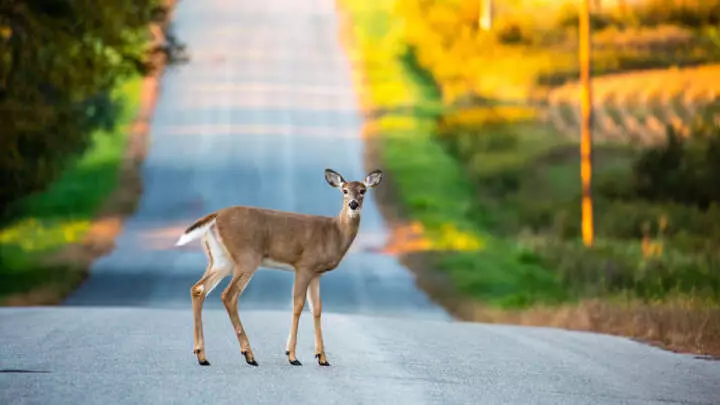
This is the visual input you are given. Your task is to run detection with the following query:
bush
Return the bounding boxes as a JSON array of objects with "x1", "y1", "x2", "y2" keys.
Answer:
[
  {"x1": 528, "y1": 238, "x2": 720, "y2": 301},
  {"x1": 627, "y1": 0, "x2": 720, "y2": 27},
  {"x1": 495, "y1": 21, "x2": 527, "y2": 45},
  {"x1": 554, "y1": 3, "x2": 615, "y2": 31},
  {"x1": 631, "y1": 124, "x2": 720, "y2": 209}
]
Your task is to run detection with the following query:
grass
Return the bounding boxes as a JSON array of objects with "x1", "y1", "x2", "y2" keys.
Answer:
[{"x1": 0, "y1": 76, "x2": 142, "y2": 303}]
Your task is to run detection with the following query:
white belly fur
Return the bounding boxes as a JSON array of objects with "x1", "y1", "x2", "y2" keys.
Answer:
[{"x1": 261, "y1": 259, "x2": 295, "y2": 272}]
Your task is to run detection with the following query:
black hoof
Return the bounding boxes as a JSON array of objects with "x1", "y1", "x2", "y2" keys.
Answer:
[
  {"x1": 289, "y1": 359, "x2": 302, "y2": 366},
  {"x1": 242, "y1": 351, "x2": 259, "y2": 366},
  {"x1": 198, "y1": 359, "x2": 211, "y2": 366},
  {"x1": 315, "y1": 353, "x2": 330, "y2": 366}
]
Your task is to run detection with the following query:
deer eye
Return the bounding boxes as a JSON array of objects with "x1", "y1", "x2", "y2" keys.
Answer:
[
  {"x1": 360, "y1": 189, "x2": 366, "y2": 195},
  {"x1": 343, "y1": 189, "x2": 348, "y2": 194}
]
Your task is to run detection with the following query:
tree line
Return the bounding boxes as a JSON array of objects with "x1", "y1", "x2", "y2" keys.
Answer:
[{"x1": 0, "y1": 0, "x2": 182, "y2": 216}]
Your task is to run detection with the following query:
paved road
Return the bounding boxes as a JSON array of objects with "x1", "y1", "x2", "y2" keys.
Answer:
[
  {"x1": 63, "y1": 0, "x2": 447, "y2": 317},
  {"x1": 1, "y1": 0, "x2": 719, "y2": 404}
]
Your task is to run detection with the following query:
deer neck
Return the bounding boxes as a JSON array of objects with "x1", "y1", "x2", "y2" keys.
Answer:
[{"x1": 334, "y1": 206, "x2": 361, "y2": 254}]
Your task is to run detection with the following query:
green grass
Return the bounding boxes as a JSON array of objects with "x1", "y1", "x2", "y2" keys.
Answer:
[
  {"x1": 342, "y1": 0, "x2": 568, "y2": 308},
  {"x1": 444, "y1": 118, "x2": 720, "y2": 303},
  {"x1": 0, "y1": 75, "x2": 143, "y2": 302}
]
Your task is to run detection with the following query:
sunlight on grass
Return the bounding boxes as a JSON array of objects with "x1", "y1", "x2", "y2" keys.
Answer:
[{"x1": 0, "y1": 218, "x2": 91, "y2": 254}]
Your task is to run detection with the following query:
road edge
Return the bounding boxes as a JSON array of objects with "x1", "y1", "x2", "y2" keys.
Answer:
[{"x1": 333, "y1": 3, "x2": 471, "y2": 321}]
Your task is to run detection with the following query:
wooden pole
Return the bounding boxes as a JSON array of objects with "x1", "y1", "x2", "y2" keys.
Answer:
[
  {"x1": 579, "y1": 0, "x2": 594, "y2": 247},
  {"x1": 479, "y1": 0, "x2": 493, "y2": 31}
]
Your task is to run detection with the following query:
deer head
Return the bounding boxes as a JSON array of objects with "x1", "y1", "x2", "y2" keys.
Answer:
[{"x1": 324, "y1": 168, "x2": 383, "y2": 218}]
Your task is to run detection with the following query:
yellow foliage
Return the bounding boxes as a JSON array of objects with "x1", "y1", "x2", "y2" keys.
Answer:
[
  {"x1": 442, "y1": 105, "x2": 538, "y2": 127},
  {"x1": 0, "y1": 25, "x2": 11, "y2": 39},
  {"x1": 387, "y1": 0, "x2": 720, "y2": 104},
  {"x1": 0, "y1": 218, "x2": 90, "y2": 254},
  {"x1": 385, "y1": 220, "x2": 484, "y2": 254},
  {"x1": 434, "y1": 223, "x2": 485, "y2": 251}
]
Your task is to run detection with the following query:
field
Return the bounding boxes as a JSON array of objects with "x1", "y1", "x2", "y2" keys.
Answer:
[
  {"x1": 340, "y1": 0, "x2": 720, "y2": 355},
  {"x1": 546, "y1": 64, "x2": 720, "y2": 143}
]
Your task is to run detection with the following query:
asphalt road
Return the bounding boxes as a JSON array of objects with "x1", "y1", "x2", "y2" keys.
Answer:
[{"x1": 1, "y1": 0, "x2": 719, "y2": 404}]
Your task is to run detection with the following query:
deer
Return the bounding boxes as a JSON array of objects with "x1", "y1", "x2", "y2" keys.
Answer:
[{"x1": 175, "y1": 168, "x2": 383, "y2": 367}]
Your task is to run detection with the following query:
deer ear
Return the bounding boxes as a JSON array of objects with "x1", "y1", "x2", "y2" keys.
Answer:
[
  {"x1": 324, "y1": 168, "x2": 345, "y2": 188},
  {"x1": 364, "y1": 169, "x2": 383, "y2": 188}
]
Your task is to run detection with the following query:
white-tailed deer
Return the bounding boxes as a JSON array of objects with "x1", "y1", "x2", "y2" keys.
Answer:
[{"x1": 175, "y1": 168, "x2": 383, "y2": 367}]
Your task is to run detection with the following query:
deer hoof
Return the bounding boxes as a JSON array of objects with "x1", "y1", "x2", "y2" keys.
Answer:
[
  {"x1": 242, "y1": 351, "x2": 258, "y2": 366},
  {"x1": 198, "y1": 359, "x2": 211, "y2": 366},
  {"x1": 315, "y1": 353, "x2": 330, "y2": 366},
  {"x1": 286, "y1": 350, "x2": 302, "y2": 365}
]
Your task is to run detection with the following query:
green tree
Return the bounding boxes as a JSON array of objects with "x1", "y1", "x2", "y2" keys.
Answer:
[{"x1": 0, "y1": 0, "x2": 175, "y2": 215}]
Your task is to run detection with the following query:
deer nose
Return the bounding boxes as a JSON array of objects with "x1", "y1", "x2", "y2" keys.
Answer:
[{"x1": 349, "y1": 200, "x2": 359, "y2": 210}]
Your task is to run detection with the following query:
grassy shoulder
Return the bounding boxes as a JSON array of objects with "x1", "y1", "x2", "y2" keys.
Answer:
[
  {"x1": 341, "y1": 0, "x2": 568, "y2": 308},
  {"x1": 340, "y1": 0, "x2": 720, "y2": 356},
  {"x1": 0, "y1": 76, "x2": 143, "y2": 305}
]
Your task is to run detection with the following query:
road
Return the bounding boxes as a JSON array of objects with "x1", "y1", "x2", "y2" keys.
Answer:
[{"x1": 1, "y1": 0, "x2": 719, "y2": 404}]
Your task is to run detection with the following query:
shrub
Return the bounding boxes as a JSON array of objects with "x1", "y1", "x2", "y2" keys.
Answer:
[
  {"x1": 526, "y1": 237, "x2": 720, "y2": 301},
  {"x1": 554, "y1": 3, "x2": 615, "y2": 31},
  {"x1": 631, "y1": 124, "x2": 720, "y2": 209},
  {"x1": 628, "y1": 0, "x2": 720, "y2": 27}
]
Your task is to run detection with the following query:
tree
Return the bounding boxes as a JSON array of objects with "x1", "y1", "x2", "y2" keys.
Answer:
[{"x1": 0, "y1": 0, "x2": 172, "y2": 214}]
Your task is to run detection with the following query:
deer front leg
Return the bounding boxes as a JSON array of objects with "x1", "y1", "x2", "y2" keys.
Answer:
[
  {"x1": 221, "y1": 268, "x2": 258, "y2": 366},
  {"x1": 307, "y1": 275, "x2": 329, "y2": 366},
  {"x1": 286, "y1": 270, "x2": 313, "y2": 366}
]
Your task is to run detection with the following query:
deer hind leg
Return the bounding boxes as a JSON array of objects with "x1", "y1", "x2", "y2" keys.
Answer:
[
  {"x1": 191, "y1": 233, "x2": 232, "y2": 366},
  {"x1": 221, "y1": 256, "x2": 260, "y2": 366},
  {"x1": 285, "y1": 270, "x2": 313, "y2": 366},
  {"x1": 307, "y1": 275, "x2": 329, "y2": 366}
]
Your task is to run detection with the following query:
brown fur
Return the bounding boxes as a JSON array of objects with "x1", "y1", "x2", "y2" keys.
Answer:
[
  {"x1": 184, "y1": 212, "x2": 217, "y2": 234},
  {"x1": 216, "y1": 205, "x2": 358, "y2": 273},
  {"x1": 182, "y1": 169, "x2": 382, "y2": 367}
]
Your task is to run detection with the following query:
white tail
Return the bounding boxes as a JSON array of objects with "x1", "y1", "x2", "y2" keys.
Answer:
[{"x1": 176, "y1": 217, "x2": 216, "y2": 246}]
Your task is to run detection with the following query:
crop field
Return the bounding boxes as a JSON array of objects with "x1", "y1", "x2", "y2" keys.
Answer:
[{"x1": 544, "y1": 64, "x2": 720, "y2": 144}]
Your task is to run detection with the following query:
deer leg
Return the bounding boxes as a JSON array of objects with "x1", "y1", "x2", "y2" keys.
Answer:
[
  {"x1": 191, "y1": 237, "x2": 231, "y2": 366},
  {"x1": 221, "y1": 266, "x2": 258, "y2": 366},
  {"x1": 286, "y1": 270, "x2": 313, "y2": 366},
  {"x1": 307, "y1": 275, "x2": 329, "y2": 366}
]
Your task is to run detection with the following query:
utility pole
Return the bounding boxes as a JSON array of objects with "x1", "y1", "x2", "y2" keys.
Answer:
[
  {"x1": 579, "y1": 0, "x2": 595, "y2": 247},
  {"x1": 479, "y1": 0, "x2": 493, "y2": 31}
]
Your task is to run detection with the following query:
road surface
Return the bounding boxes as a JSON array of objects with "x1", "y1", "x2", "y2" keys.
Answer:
[{"x1": 1, "y1": 0, "x2": 719, "y2": 404}]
